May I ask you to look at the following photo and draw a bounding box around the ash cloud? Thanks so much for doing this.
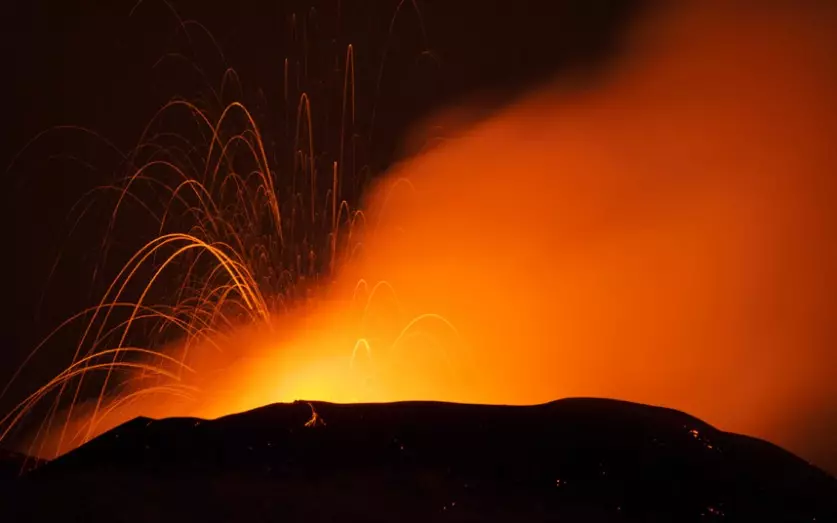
[347,1,837,472]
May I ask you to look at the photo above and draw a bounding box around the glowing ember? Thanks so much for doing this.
[304,403,326,428]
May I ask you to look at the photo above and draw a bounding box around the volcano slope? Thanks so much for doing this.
[2,398,835,522]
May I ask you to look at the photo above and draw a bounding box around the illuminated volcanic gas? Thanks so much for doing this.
[3,1,836,474]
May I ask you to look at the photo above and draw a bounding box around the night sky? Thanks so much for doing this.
[3,0,642,406]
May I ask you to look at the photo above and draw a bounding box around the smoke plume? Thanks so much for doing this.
[337,1,837,470]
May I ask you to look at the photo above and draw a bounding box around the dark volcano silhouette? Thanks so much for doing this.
[0,450,43,485]
[2,398,835,522]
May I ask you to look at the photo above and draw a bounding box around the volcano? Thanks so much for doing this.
[2,398,834,522]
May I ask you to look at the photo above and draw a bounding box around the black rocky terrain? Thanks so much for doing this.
[2,398,835,521]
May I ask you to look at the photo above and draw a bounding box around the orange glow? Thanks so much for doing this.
[3,2,836,473]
